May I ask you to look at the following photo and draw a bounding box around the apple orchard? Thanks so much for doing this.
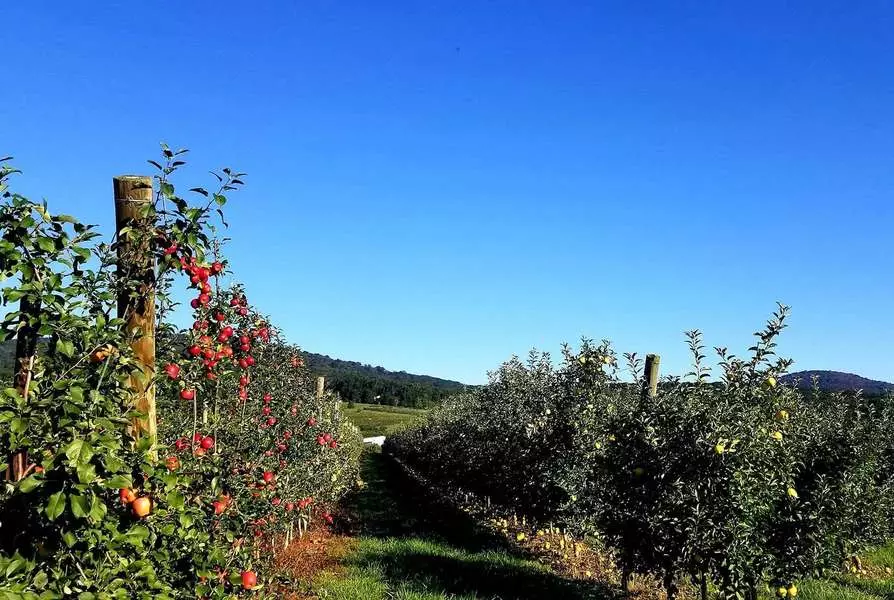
[386,313,894,600]
[3,147,894,600]
[0,148,363,598]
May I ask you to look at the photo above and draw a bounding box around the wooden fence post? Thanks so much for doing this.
[642,353,660,399]
[113,176,157,447]
[316,376,325,400]
[4,297,40,482]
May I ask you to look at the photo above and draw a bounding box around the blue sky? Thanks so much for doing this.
[2,1,892,384]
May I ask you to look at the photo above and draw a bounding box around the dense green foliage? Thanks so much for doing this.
[0,150,363,598]
[387,307,894,599]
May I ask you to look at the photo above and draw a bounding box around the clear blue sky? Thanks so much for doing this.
[2,2,892,385]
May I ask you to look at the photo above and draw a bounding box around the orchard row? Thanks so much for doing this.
[387,306,894,600]
[0,149,363,599]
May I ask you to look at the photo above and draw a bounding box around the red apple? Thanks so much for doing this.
[241,570,257,590]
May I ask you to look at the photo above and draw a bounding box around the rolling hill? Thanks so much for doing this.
[781,370,893,396]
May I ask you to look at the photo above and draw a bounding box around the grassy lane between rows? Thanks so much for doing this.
[341,403,427,437]
[310,447,613,600]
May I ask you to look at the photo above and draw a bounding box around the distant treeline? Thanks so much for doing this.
[303,352,470,408]
[0,339,470,409]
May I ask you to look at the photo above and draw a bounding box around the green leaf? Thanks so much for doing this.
[10,418,27,434]
[165,490,185,509]
[69,494,89,519]
[88,495,107,523]
[178,513,193,529]
[104,475,133,489]
[36,237,55,253]
[5,289,25,302]
[103,455,126,474]
[46,491,65,520]
[62,531,77,547]
[65,439,83,462]
[18,475,43,493]
[76,463,96,484]
[4,556,25,578]
[55,339,74,358]
[69,387,84,404]
[32,570,48,589]
[161,473,180,489]
[122,525,149,547]
[65,439,94,465]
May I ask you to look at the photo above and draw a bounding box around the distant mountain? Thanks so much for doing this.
[781,370,893,396]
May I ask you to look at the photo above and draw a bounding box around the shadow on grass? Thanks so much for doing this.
[330,448,617,600]
[337,449,507,550]
[346,539,614,599]
[827,574,894,600]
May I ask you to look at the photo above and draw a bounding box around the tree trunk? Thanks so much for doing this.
[664,572,678,600]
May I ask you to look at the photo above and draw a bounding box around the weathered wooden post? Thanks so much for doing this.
[113,176,157,447]
[642,353,660,399]
[4,297,40,482]
[624,352,660,592]
[316,376,325,400]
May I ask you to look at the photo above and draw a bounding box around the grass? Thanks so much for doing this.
[312,448,614,600]
[864,545,894,568]
[342,403,427,438]
[790,580,881,600]
[751,543,894,600]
